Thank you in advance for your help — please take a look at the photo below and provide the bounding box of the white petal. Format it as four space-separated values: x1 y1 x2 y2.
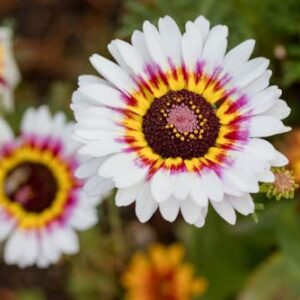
245 138 276 162
182 22 203 71
18 231 39 268
109 40 146 77
227 194 255 215
75 157 105 179
250 116 291 137
194 16 210 41
52 227 79 255
38 230 61 267
84 175 114 198
34 106 53 135
264 99 291 120
233 58 269 88
158 16 182 66
131 30 152 64
239 152 269 175
135 184 158 222
107 41 133 74
246 86 281 115
222 178 244 197
0 215 14 241
4 230 27 266
224 39 255 72
74 106 122 124
69 201 98 231
52 112 67 135
171 173 189 200
78 74 111 87
223 165 259 194
115 181 143 206
99 153 147 188
180 198 202 224
78 140 123 157
150 169 173 203
211 200 236 224
90 54 136 93
271 150 289 167
79 83 126 108
0 118 13 145
243 70 272 96
202 25 228 66
21 107 35 133
194 206 208 228
143 21 168 71
201 170 223 202
159 196 180 222
257 169 275 182
188 173 208 206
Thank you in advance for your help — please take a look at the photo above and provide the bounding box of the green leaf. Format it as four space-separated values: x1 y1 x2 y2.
239 253 300 300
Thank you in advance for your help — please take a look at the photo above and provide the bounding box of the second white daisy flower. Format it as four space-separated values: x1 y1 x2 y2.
0 106 99 268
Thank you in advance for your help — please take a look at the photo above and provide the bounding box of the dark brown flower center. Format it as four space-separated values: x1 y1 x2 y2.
4 162 58 213
142 89 220 159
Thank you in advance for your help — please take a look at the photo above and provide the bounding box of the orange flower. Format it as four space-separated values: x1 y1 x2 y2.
122 244 207 300
280 129 300 183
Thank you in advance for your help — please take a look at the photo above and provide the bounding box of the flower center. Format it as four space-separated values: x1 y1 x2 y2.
4 162 58 213
142 89 220 159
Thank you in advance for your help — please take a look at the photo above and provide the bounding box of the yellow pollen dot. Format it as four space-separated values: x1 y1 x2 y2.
175 133 181 138
189 101 193 105
200 129 205 134
180 137 185 141
165 124 170 129
183 132 188 136
167 102 171 106
194 129 199 134
160 109 165 113
200 122 204 126
189 134 195 139
163 113 168 117
173 128 178 133
199 134 203 139
169 124 174 128
191 105 196 110
196 109 200 113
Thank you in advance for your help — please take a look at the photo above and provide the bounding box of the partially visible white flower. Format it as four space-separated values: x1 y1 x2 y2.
0 27 20 112
0 106 99 268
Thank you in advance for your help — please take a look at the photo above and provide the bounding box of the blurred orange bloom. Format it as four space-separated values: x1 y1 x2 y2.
280 129 300 183
122 244 207 300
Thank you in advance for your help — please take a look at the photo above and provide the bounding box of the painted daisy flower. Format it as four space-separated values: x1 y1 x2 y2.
72 16 291 227
122 243 207 300
0 106 98 268
0 27 20 111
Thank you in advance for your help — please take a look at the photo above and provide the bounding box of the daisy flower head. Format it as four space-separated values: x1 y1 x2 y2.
0 106 98 268
122 243 207 300
72 16 291 227
0 27 20 112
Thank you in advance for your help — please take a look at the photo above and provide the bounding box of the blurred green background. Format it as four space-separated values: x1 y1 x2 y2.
1 0 300 299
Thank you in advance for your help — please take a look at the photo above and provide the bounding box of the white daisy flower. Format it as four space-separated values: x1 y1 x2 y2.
0 106 99 268
0 27 20 112
71 16 291 227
